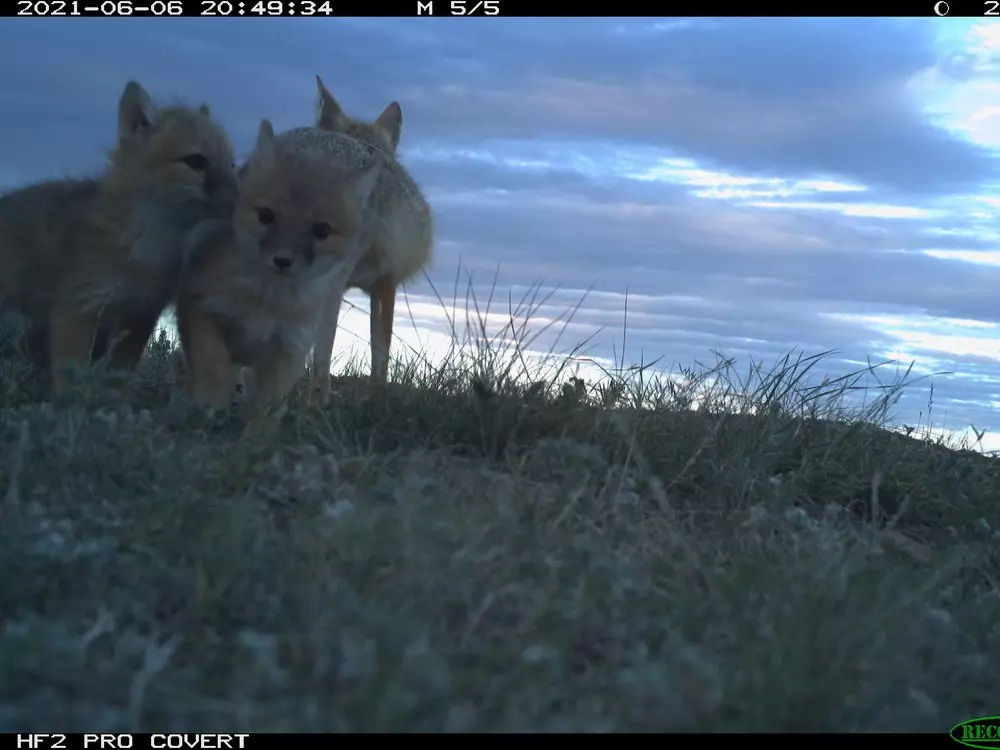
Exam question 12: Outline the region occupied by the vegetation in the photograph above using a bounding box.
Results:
[1,281,998,732]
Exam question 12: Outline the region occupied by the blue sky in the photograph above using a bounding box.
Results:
[3,18,1000,446]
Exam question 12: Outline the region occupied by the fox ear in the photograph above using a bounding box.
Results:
[118,81,157,143]
[315,75,349,131]
[373,101,402,151]
[252,119,277,167]
[256,118,275,143]
[349,159,381,206]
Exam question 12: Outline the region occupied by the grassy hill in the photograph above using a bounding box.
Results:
[1,306,998,732]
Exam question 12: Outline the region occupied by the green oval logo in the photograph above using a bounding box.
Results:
[951,717,1000,749]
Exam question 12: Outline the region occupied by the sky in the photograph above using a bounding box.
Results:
[2,18,1000,449]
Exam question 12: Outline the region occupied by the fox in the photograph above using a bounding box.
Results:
[174,120,381,413]
[0,81,236,393]
[309,75,433,397]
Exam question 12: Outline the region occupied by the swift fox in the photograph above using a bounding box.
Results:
[175,120,381,412]
[0,81,236,392]
[310,75,433,394]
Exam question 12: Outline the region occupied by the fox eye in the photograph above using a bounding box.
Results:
[312,223,332,240]
[179,154,209,171]
[256,207,276,226]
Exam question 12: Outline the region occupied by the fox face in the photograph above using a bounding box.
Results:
[233,120,380,284]
[112,81,237,211]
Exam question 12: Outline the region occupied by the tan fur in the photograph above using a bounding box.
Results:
[0,81,236,393]
[169,346,247,402]
[0,179,109,370]
[176,120,381,414]
[311,75,433,392]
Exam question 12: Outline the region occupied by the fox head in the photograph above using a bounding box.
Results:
[110,81,237,212]
[234,119,380,284]
[315,75,402,154]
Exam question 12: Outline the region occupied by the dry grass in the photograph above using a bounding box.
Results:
[1,281,998,732]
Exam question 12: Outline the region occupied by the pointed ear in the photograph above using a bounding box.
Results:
[349,158,381,206]
[118,81,157,144]
[251,118,277,168]
[256,118,275,144]
[373,101,402,151]
[315,75,349,131]
[199,103,211,116]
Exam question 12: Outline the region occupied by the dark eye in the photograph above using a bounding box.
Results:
[312,223,332,240]
[179,154,209,171]
[256,207,276,226]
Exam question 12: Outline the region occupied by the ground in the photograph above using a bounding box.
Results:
[0,300,998,732]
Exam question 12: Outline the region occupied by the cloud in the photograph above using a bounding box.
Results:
[4,19,997,190]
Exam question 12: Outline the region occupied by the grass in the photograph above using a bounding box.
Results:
[0,280,998,732]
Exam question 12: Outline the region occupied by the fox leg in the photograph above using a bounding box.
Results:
[309,283,347,406]
[106,308,162,372]
[171,346,242,403]
[48,306,102,394]
[181,306,234,408]
[22,317,115,371]
[369,275,396,383]
[251,347,305,412]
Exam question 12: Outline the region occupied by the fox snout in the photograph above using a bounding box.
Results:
[271,251,295,274]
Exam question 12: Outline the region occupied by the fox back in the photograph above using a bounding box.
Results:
[314,77,432,288]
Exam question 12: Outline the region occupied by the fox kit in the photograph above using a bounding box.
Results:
[310,75,433,395]
[0,81,236,392]
[175,120,380,412]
